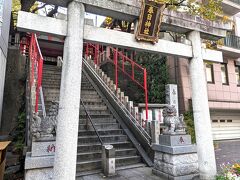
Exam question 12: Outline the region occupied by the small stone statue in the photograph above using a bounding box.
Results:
[30,101,59,139]
[31,114,42,139]
[162,105,186,135]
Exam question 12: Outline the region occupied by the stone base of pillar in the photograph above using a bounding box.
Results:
[152,135,199,180]
[25,138,55,180]
[25,153,54,180]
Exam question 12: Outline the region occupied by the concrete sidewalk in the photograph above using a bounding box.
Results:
[76,167,162,180]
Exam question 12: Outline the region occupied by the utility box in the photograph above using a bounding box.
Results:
[0,141,11,180]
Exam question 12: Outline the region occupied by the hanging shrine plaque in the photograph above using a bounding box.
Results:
[136,0,165,43]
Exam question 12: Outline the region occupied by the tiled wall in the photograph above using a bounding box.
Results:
[207,59,240,110]
[167,57,240,113]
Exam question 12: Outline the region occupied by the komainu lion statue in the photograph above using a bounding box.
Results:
[31,101,59,139]
[162,105,186,135]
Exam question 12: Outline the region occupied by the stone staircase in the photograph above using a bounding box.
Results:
[42,64,145,177]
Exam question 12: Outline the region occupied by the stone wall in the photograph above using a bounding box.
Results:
[0,48,26,135]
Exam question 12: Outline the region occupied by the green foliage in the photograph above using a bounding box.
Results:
[12,0,22,28]
[135,53,169,104]
[215,175,228,180]
[13,112,26,152]
[101,53,169,104]
[184,110,196,143]
[155,0,223,21]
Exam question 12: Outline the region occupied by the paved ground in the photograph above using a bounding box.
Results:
[77,167,162,180]
[215,139,240,172]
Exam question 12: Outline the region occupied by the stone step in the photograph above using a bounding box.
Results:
[42,84,60,88]
[116,156,142,167]
[76,148,137,162]
[78,134,127,144]
[42,70,61,74]
[42,76,61,80]
[44,96,104,105]
[80,94,100,99]
[75,163,146,178]
[76,159,101,172]
[81,90,98,95]
[44,96,59,101]
[80,98,102,103]
[81,86,95,90]
[78,129,122,136]
[42,80,61,84]
[77,141,133,153]
[43,93,60,98]
[42,81,61,85]
[42,89,60,94]
[79,109,109,115]
[80,105,107,111]
[79,117,117,124]
[79,101,104,106]
[44,104,108,113]
[78,123,119,130]
[76,156,141,172]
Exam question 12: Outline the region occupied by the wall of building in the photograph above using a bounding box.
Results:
[207,59,240,110]
[234,14,240,36]
[169,57,240,113]
[167,57,192,113]
[0,48,26,135]
[0,0,11,125]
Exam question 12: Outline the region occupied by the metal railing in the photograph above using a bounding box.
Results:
[28,34,46,115]
[40,87,46,119]
[83,58,151,145]
[223,35,240,49]
[80,99,103,145]
[84,43,149,124]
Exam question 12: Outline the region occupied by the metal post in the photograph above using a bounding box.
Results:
[94,44,99,65]
[144,69,148,122]
[35,57,43,113]
[86,43,89,58]
[132,63,135,80]
[122,55,125,72]
[114,49,118,90]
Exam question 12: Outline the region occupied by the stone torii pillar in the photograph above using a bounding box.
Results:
[187,31,217,179]
[53,1,84,179]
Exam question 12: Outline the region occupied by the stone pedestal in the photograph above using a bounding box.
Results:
[25,138,56,180]
[152,135,199,180]
[151,120,160,144]
[102,145,116,176]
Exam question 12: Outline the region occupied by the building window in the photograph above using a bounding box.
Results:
[205,63,214,83]
[235,66,240,85]
[221,63,229,85]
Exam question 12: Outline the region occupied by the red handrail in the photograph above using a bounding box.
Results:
[28,34,44,113]
[84,43,149,123]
